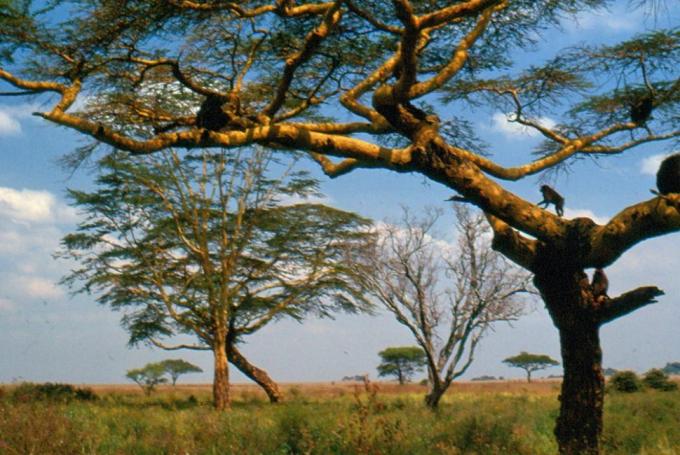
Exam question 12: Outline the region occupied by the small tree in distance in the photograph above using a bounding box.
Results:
[503,352,560,383]
[160,359,203,386]
[126,362,168,396]
[377,347,427,385]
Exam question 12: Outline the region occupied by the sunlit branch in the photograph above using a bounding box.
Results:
[409,2,504,99]
[340,52,400,122]
[310,153,360,177]
[418,0,503,29]
[588,194,680,266]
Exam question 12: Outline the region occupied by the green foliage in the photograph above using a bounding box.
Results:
[643,368,678,391]
[609,371,643,393]
[377,346,427,385]
[503,352,559,382]
[126,363,168,396]
[11,382,96,403]
[158,359,202,386]
[59,149,373,351]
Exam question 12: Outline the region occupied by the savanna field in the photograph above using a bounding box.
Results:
[1,379,679,455]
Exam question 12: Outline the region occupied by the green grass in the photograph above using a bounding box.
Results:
[0,385,678,454]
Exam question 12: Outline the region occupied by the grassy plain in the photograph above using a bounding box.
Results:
[1,379,679,454]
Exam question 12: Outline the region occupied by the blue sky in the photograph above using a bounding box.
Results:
[0,3,678,385]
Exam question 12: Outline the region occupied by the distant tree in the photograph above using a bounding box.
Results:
[363,206,531,408]
[126,363,168,396]
[503,352,560,383]
[377,347,427,385]
[662,362,680,375]
[608,371,642,393]
[643,369,678,391]
[60,148,372,410]
[160,359,203,386]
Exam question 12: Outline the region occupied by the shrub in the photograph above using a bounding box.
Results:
[12,383,97,402]
[643,369,678,391]
[608,371,642,393]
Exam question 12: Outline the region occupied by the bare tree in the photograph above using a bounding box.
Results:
[364,206,531,408]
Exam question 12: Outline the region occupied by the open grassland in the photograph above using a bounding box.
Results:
[1,380,679,454]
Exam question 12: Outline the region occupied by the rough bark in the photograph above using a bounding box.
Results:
[227,344,283,403]
[213,339,231,411]
[535,263,603,455]
[425,382,447,409]
[555,320,603,455]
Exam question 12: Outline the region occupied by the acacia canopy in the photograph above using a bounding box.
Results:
[59,148,373,409]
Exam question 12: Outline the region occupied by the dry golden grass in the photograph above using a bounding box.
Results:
[77,378,563,401]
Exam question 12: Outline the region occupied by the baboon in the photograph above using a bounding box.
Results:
[538,185,565,217]
[591,268,609,300]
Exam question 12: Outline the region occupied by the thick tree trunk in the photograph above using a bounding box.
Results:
[424,382,446,409]
[213,340,231,411]
[227,344,283,403]
[555,321,603,455]
[526,370,532,383]
[536,267,604,455]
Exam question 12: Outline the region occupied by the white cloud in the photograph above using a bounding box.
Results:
[0,186,78,224]
[15,275,64,300]
[0,187,55,222]
[491,112,556,139]
[640,153,673,176]
[565,6,642,33]
[0,110,22,135]
[0,103,38,136]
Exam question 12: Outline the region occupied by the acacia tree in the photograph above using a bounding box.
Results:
[377,346,427,385]
[366,206,530,407]
[59,148,372,410]
[1,0,679,452]
[159,359,203,386]
[126,362,168,396]
[503,352,560,383]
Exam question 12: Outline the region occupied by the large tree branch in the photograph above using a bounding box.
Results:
[587,195,680,266]
[597,286,665,325]
[485,214,538,270]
